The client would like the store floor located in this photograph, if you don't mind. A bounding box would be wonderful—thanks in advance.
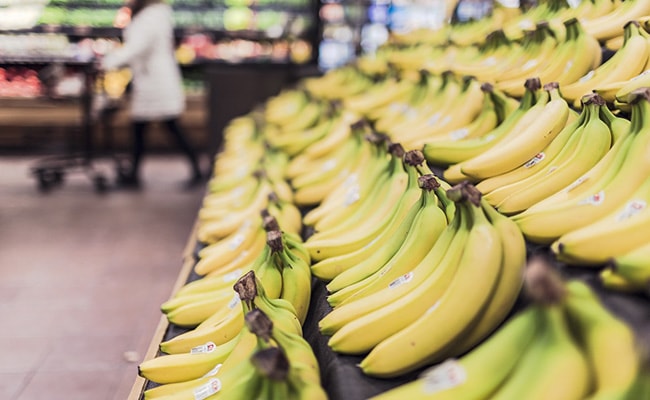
[0,155,205,400]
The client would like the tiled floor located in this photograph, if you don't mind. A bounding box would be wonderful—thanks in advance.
[0,155,205,400]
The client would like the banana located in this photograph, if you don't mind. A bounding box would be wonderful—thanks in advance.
[552,175,650,265]
[493,94,613,215]
[264,89,309,126]
[561,21,650,106]
[563,280,640,398]
[495,22,560,97]
[395,77,488,149]
[476,92,591,195]
[304,135,390,231]
[195,220,265,274]
[326,175,449,307]
[615,69,650,103]
[460,82,570,180]
[426,77,541,166]
[138,334,240,384]
[439,198,526,357]
[381,72,463,140]
[582,0,650,41]
[163,289,236,328]
[513,89,650,244]
[368,307,541,400]
[343,77,415,115]
[550,18,603,88]
[599,266,649,294]
[305,149,422,262]
[490,305,590,400]
[159,298,244,354]
[325,174,444,295]
[318,198,465,338]
[358,185,503,377]
[275,237,312,325]
[608,241,650,288]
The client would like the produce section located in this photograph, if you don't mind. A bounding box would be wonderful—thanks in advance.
[129,1,650,399]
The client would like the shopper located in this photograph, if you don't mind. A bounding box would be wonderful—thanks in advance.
[100,0,203,189]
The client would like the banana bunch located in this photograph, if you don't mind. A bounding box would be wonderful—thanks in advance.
[444,81,571,183]
[582,0,650,41]
[305,143,422,264]
[496,18,602,97]
[477,93,618,216]
[197,168,301,249]
[324,170,452,307]
[598,242,650,295]
[302,64,374,101]
[560,21,650,107]
[595,69,650,104]
[160,225,311,330]
[400,80,518,150]
[142,273,326,399]
[513,88,650,244]
[423,77,543,166]
[285,112,375,206]
[320,182,526,378]
[370,258,642,400]
[262,100,335,157]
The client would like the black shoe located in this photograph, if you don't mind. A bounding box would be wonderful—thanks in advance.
[116,172,141,189]
[182,172,205,190]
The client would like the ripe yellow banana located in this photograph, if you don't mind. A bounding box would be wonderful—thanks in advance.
[427,78,541,166]
[476,93,591,195]
[513,89,650,244]
[564,280,640,398]
[489,305,590,400]
[582,0,650,41]
[358,186,503,377]
[368,307,541,400]
[439,198,526,357]
[318,197,464,336]
[138,334,240,384]
[607,241,650,288]
[326,175,449,308]
[305,154,421,262]
[461,82,569,180]
[552,175,650,265]
[325,175,443,295]
[493,95,613,215]
[561,21,650,105]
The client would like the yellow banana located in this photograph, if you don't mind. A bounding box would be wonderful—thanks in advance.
[494,94,613,215]
[582,0,650,41]
[460,82,569,180]
[426,77,541,166]
[369,307,541,400]
[358,186,503,377]
[564,280,640,398]
[489,305,590,400]
[326,175,449,307]
[552,175,650,265]
[561,21,650,105]
[138,334,240,384]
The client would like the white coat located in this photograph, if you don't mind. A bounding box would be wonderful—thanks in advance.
[101,3,185,121]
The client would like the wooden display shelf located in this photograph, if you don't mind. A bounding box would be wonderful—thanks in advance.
[127,219,200,400]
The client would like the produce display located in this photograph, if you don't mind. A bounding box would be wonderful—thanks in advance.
[135,0,650,399]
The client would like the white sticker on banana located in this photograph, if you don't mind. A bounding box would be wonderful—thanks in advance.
[421,359,467,394]
[616,200,647,222]
[193,378,221,400]
[190,342,217,355]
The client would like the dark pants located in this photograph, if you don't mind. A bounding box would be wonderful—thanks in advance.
[129,118,201,179]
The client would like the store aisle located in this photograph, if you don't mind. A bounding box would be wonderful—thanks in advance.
[0,156,205,400]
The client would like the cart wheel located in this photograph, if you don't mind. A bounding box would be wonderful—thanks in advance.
[93,174,108,193]
[52,170,65,185]
[36,170,54,192]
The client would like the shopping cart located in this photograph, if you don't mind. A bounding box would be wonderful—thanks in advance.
[30,61,130,193]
